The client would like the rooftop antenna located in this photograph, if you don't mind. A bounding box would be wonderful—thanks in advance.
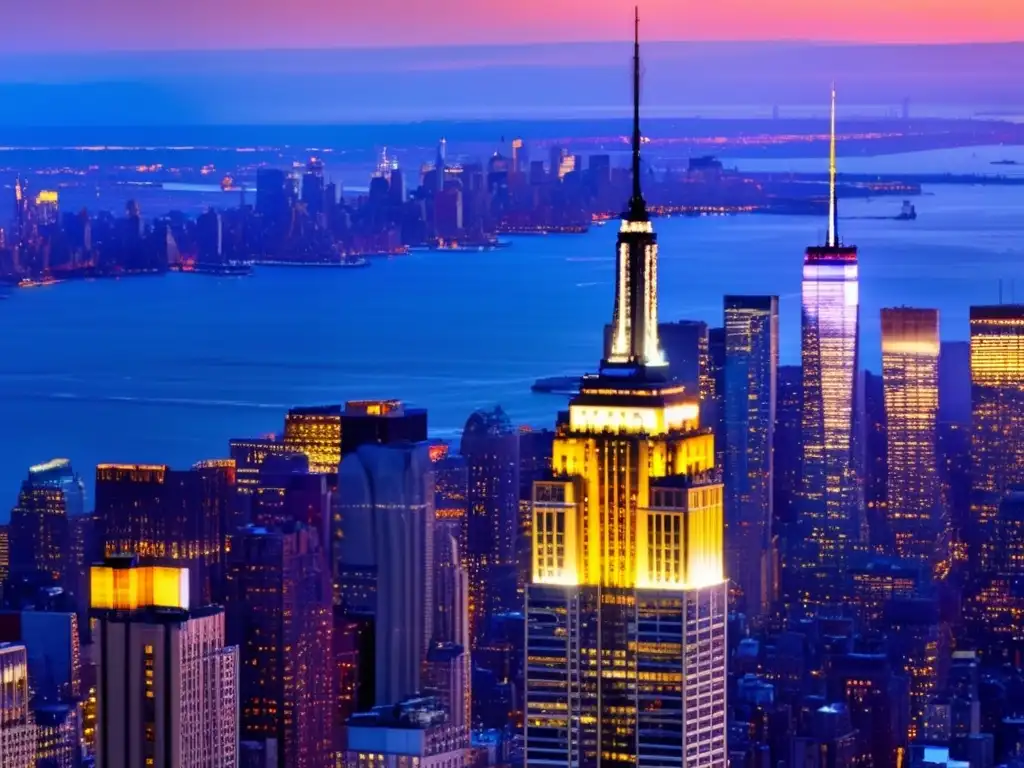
[628,5,647,221]
[827,83,839,248]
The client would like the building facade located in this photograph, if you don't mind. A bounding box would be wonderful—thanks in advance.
[881,307,941,565]
[460,407,520,646]
[723,295,779,618]
[226,525,334,768]
[337,442,435,706]
[92,558,239,768]
[0,643,36,768]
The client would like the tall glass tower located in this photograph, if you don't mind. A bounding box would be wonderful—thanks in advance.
[800,87,862,570]
[723,295,779,620]
[524,12,727,767]
[881,307,940,565]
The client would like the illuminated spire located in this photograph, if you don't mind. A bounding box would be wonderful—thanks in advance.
[827,83,839,247]
[628,5,647,222]
[603,8,664,372]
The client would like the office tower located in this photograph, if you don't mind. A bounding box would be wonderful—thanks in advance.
[800,87,862,569]
[250,453,331,543]
[433,448,468,539]
[0,643,35,767]
[91,557,239,768]
[0,609,80,703]
[660,319,711,397]
[938,341,971,565]
[302,157,326,221]
[333,612,374,754]
[226,525,333,767]
[339,400,428,457]
[33,701,82,767]
[883,597,950,742]
[709,326,726,468]
[7,459,83,593]
[790,704,859,768]
[970,488,1024,659]
[230,437,289,490]
[423,642,470,739]
[863,371,890,550]
[257,168,291,243]
[723,295,779,619]
[97,462,232,605]
[432,531,471,734]
[774,366,802,565]
[196,208,223,264]
[969,305,1024,574]
[460,407,520,645]
[284,405,342,475]
[525,14,727,767]
[337,441,434,706]
[881,308,941,565]
[826,652,908,767]
[343,696,466,768]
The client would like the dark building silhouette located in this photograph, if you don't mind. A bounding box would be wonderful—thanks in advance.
[460,407,520,647]
[226,524,333,768]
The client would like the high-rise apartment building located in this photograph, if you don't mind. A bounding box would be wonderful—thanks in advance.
[460,407,520,645]
[91,557,239,768]
[226,524,333,767]
[881,308,940,565]
[337,441,434,706]
[524,15,727,766]
[800,88,862,570]
[7,459,84,592]
[0,643,36,768]
[723,295,779,619]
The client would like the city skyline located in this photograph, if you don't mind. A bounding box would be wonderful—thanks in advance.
[6,0,1024,52]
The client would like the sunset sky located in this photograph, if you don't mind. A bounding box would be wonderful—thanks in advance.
[8,0,1024,51]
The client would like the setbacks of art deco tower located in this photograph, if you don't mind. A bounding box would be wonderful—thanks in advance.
[522,9,728,768]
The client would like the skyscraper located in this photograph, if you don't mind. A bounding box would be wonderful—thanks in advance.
[800,86,862,570]
[881,308,940,565]
[723,295,779,619]
[0,642,35,768]
[96,462,232,605]
[337,442,434,706]
[91,557,239,768]
[284,405,343,475]
[226,525,334,768]
[7,459,84,593]
[524,13,727,766]
[460,406,520,645]
[968,305,1024,575]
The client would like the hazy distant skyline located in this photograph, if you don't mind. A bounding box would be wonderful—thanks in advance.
[6,0,1024,52]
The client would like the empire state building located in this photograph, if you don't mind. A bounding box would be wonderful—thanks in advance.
[523,11,728,768]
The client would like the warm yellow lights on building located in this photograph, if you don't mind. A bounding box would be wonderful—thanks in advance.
[35,190,59,205]
[90,564,191,611]
[568,402,699,436]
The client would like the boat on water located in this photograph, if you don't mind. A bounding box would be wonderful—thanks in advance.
[992,159,1020,166]
[531,375,582,396]
[896,200,917,220]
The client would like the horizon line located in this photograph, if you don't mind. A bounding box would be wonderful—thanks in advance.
[6,38,1024,57]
